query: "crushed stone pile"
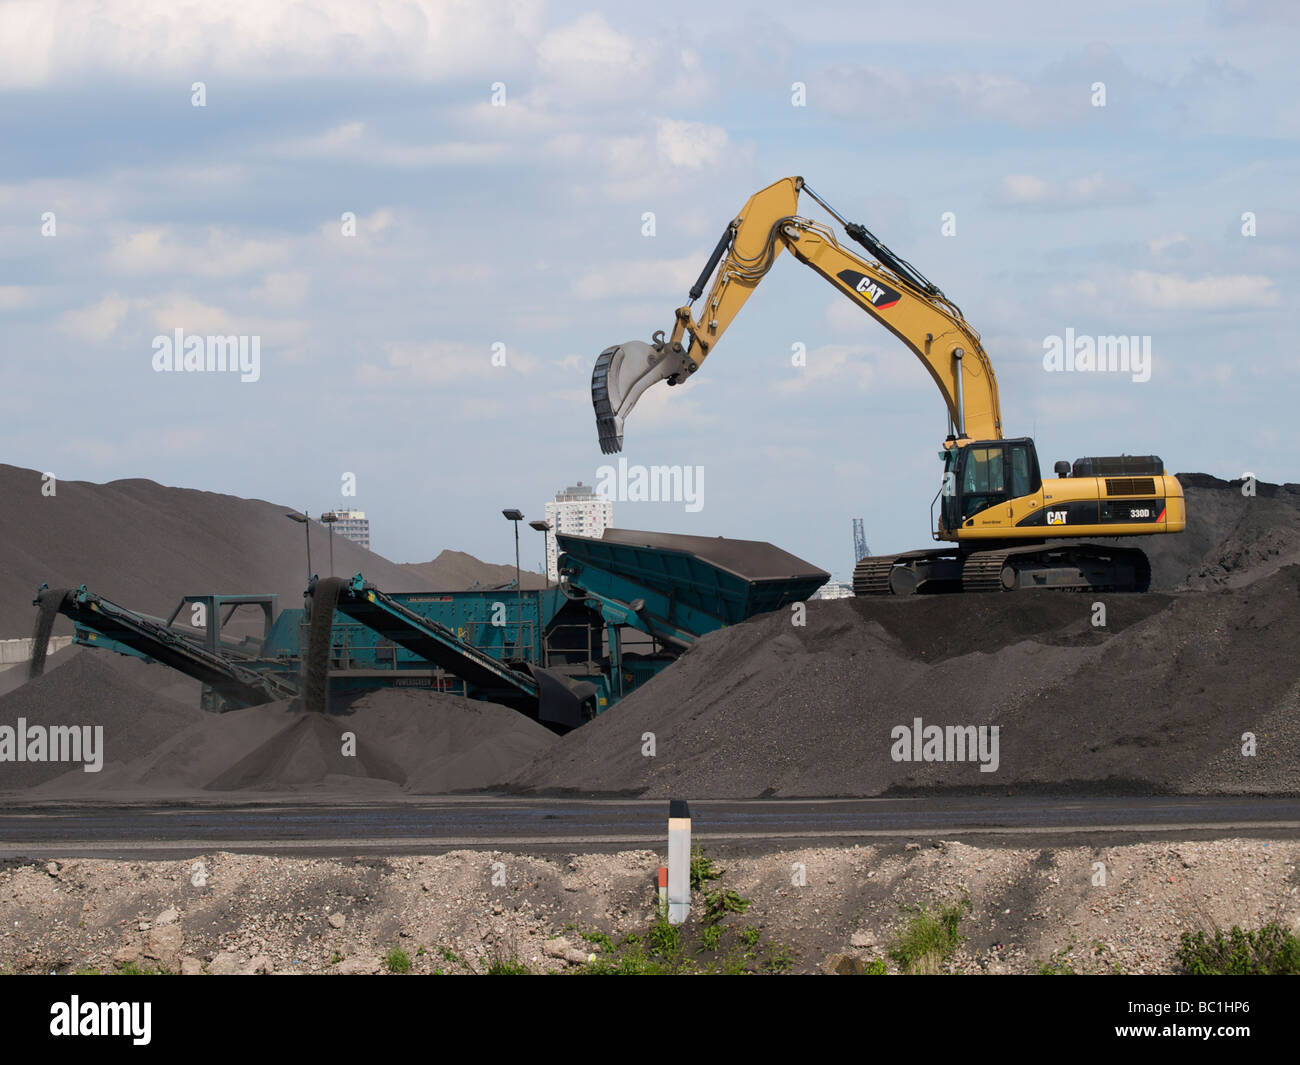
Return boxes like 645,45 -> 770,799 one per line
0,653 -> 200,790
14,686 -> 558,798
510,565 -> 1300,798
401,549 -> 548,590
0,464 -> 438,640
1144,473 -> 1300,591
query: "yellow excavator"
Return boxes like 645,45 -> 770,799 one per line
591,176 -> 1185,595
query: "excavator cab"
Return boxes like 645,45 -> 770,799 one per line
939,437 -> 1042,536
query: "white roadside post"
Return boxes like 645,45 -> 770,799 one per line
667,799 -> 691,925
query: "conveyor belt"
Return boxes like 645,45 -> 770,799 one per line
310,576 -> 540,711
33,584 -> 294,706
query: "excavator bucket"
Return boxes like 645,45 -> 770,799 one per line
591,340 -> 676,454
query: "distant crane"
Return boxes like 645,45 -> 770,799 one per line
852,518 -> 870,564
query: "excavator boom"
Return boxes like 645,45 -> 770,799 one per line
593,176 -> 1002,451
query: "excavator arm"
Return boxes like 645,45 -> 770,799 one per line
592,175 -> 1003,453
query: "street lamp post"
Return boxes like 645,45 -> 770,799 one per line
320,512 -> 339,577
284,510 -> 312,582
502,509 -> 524,658
529,519 -> 552,589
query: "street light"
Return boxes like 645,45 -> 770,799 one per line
529,519 -> 552,589
284,510 -> 312,582
320,512 -> 339,577
502,509 -> 524,655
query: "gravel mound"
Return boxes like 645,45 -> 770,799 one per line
0,464 -> 438,639
21,687 -> 558,798
400,549 -> 548,590
1144,473 -> 1300,590
510,566 -> 1300,798
0,653 -> 199,790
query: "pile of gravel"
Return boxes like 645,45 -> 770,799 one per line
0,653 -> 199,790
509,565 -> 1300,799
1144,474 -> 1300,590
21,686 -> 558,798
400,549 -> 548,590
0,463 -> 439,640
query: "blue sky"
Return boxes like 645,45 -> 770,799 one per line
1,0 -> 1296,580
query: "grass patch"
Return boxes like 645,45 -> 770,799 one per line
888,898 -> 970,974
698,924 -> 723,952
574,848 -> 794,975
1177,923 -> 1300,975
386,947 -> 412,974
112,961 -> 164,976
690,846 -> 722,891
486,957 -> 531,975
702,888 -> 751,926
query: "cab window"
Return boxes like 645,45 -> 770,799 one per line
1008,444 -> 1032,499
964,447 -> 1004,494
961,446 -> 1007,520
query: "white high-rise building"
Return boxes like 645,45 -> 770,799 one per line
326,509 -> 370,551
811,581 -> 854,600
543,482 -> 613,581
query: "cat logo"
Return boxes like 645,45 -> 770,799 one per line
1046,510 -> 1068,525
835,269 -> 901,309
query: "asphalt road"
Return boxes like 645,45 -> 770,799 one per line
2,794 -> 1299,858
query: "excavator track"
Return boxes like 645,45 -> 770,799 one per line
853,543 -> 1152,596
852,554 -> 901,596
960,552 -> 1010,593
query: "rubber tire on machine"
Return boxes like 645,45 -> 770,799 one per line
304,577 -> 343,714
29,587 -> 71,679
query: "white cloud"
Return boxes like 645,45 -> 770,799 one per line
1128,270 -> 1280,310
994,172 -> 1143,208
654,119 -> 730,169
256,271 -> 310,307
1049,270 -> 1280,312
526,11 -> 717,113
1147,232 -> 1192,257
774,343 -> 926,395
0,286 -> 37,311
278,121 -> 507,167
358,339 -> 537,386
107,227 -> 287,278
537,11 -> 644,82
573,254 -> 701,300
58,293 -> 129,341
0,0 -> 544,88
143,292 -> 307,343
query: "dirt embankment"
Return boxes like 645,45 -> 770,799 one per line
2,839 -> 1294,975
